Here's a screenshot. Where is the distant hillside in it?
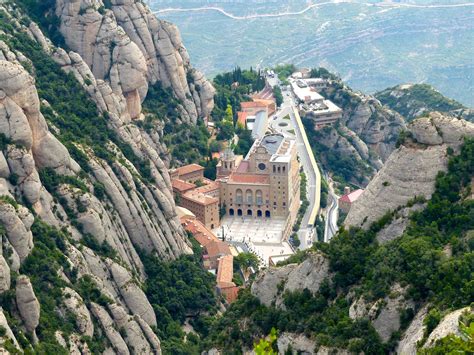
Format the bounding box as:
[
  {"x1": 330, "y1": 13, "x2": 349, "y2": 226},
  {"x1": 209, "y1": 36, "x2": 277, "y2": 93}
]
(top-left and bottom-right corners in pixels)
[{"x1": 376, "y1": 84, "x2": 474, "y2": 122}]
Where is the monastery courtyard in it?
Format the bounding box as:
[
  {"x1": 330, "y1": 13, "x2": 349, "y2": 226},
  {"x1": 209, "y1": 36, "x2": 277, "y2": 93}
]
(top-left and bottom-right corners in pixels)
[{"x1": 213, "y1": 216, "x2": 294, "y2": 267}]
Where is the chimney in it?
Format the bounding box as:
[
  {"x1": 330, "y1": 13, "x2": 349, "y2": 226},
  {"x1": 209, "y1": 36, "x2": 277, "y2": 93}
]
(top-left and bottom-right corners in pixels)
[{"x1": 344, "y1": 186, "x2": 351, "y2": 195}]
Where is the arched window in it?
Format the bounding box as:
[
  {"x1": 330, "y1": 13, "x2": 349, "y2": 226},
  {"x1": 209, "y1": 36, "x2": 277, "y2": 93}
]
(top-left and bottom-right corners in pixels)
[
  {"x1": 237, "y1": 209, "x2": 243, "y2": 216},
  {"x1": 247, "y1": 209, "x2": 252, "y2": 216},
  {"x1": 257, "y1": 210, "x2": 263, "y2": 217},
  {"x1": 278, "y1": 166, "x2": 281, "y2": 173},
  {"x1": 236, "y1": 189, "x2": 243, "y2": 204},
  {"x1": 256, "y1": 190, "x2": 263, "y2": 205},
  {"x1": 229, "y1": 208, "x2": 235, "y2": 216},
  {"x1": 265, "y1": 210, "x2": 271, "y2": 218},
  {"x1": 246, "y1": 189, "x2": 253, "y2": 204},
  {"x1": 273, "y1": 165, "x2": 276, "y2": 173}
]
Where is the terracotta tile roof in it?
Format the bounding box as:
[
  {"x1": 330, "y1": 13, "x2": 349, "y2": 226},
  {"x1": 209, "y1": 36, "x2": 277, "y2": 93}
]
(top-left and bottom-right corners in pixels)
[
  {"x1": 212, "y1": 152, "x2": 220, "y2": 160},
  {"x1": 181, "y1": 217, "x2": 219, "y2": 248},
  {"x1": 194, "y1": 179, "x2": 220, "y2": 194},
  {"x1": 177, "y1": 163, "x2": 204, "y2": 176},
  {"x1": 236, "y1": 161, "x2": 249, "y2": 173},
  {"x1": 237, "y1": 111, "x2": 248, "y2": 127},
  {"x1": 241, "y1": 101, "x2": 267, "y2": 109},
  {"x1": 216, "y1": 255, "x2": 234, "y2": 284},
  {"x1": 182, "y1": 191, "x2": 219, "y2": 205},
  {"x1": 228, "y1": 173, "x2": 270, "y2": 185},
  {"x1": 172, "y1": 179, "x2": 196, "y2": 193},
  {"x1": 206, "y1": 240, "x2": 231, "y2": 259},
  {"x1": 339, "y1": 189, "x2": 364, "y2": 203}
]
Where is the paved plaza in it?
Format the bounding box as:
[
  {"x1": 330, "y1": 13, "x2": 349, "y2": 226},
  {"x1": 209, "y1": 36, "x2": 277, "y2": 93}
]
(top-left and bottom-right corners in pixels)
[{"x1": 214, "y1": 216, "x2": 294, "y2": 267}]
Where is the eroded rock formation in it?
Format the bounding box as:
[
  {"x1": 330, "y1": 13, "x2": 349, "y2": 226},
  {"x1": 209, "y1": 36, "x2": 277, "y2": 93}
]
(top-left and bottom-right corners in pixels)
[{"x1": 345, "y1": 113, "x2": 474, "y2": 229}]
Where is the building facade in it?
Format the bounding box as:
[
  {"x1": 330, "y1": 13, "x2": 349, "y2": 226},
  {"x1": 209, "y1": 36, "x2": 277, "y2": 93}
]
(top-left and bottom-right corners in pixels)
[{"x1": 218, "y1": 134, "x2": 300, "y2": 239}]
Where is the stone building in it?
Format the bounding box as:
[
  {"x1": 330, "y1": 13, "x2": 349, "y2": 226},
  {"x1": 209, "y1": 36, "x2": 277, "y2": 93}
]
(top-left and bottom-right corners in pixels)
[
  {"x1": 170, "y1": 163, "x2": 205, "y2": 183},
  {"x1": 179, "y1": 190, "x2": 220, "y2": 230},
  {"x1": 338, "y1": 187, "x2": 364, "y2": 214},
  {"x1": 218, "y1": 134, "x2": 300, "y2": 239},
  {"x1": 172, "y1": 167, "x2": 220, "y2": 229}
]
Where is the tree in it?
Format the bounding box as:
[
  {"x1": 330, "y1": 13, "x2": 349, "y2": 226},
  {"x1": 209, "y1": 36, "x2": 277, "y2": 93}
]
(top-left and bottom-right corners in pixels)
[
  {"x1": 234, "y1": 252, "x2": 259, "y2": 273},
  {"x1": 254, "y1": 328, "x2": 278, "y2": 355},
  {"x1": 217, "y1": 121, "x2": 234, "y2": 141},
  {"x1": 273, "y1": 85, "x2": 283, "y2": 107},
  {"x1": 224, "y1": 104, "x2": 234, "y2": 124}
]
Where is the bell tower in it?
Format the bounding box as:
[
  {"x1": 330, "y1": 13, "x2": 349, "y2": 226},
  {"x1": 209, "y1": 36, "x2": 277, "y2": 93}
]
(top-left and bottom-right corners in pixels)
[{"x1": 217, "y1": 147, "x2": 236, "y2": 178}]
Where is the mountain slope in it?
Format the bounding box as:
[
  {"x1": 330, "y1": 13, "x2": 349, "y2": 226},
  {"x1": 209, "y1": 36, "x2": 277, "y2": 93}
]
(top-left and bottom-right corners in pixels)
[
  {"x1": 0, "y1": 0, "x2": 216, "y2": 352},
  {"x1": 376, "y1": 84, "x2": 473, "y2": 122},
  {"x1": 303, "y1": 76, "x2": 406, "y2": 187},
  {"x1": 203, "y1": 114, "x2": 474, "y2": 354}
]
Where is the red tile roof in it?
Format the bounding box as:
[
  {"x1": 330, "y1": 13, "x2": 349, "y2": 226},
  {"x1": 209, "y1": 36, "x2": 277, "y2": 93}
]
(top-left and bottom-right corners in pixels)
[
  {"x1": 241, "y1": 101, "x2": 267, "y2": 109},
  {"x1": 181, "y1": 217, "x2": 219, "y2": 248},
  {"x1": 339, "y1": 189, "x2": 364, "y2": 203},
  {"x1": 194, "y1": 180, "x2": 220, "y2": 194},
  {"x1": 237, "y1": 112, "x2": 248, "y2": 127},
  {"x1": 216, "y1": 255, "x2": 234, "y2": 284},
  {"x1": 182, "y1": 191, "x2": 219, "y2": 205},
  {"x1": 236, "y1": 161, "x2": 249, "y2": 173},
  {"x1": 172, "y1": 179, "x2": 196, "y2": 193},
  {"x1": 229, "y1": 174, "x2": 270, "y2": 185},
  {"x1": 206, "y1": 240, "x2": 231, "y2": 259},
  {"x1": 177, "y1": 163, "x2": 204, "y2": 176}
]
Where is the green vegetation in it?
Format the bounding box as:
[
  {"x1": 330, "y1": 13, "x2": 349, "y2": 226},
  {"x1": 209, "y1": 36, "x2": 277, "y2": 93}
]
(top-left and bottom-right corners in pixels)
[
  {"x1": 272, "y1": 85, "x2": 283, "y2": 107},
  {"x1": 304, "y1": 123, "x2": 371, "y2": 186},
  {"x1": 140, "y1": 248, "x2": 218, "y2": 353},
  {"x1": 0, "y1": 19, "x2": 156, "y2": 185},
  {"x1": 212, "y1": 67, "x2": 265, "y2": 124},
  {"x1": 0, "y1": 219, "x2": 108, "y2": 353},
  {"x1": 16, "y1": 0, "x2": 65, "y2": 47},
  {"x1": 420, "y1": 311, "x2": 473, "y2": 354},
  {"x1": 203, "y1": 138, "x2": 474, "y2": 353},
  {"x1": 142, "y1": 81, "x2": 211, "y2": 164},
  {"x1": 376, "y1": 84, "x2": 467, "y2": 121},
  {"x1": 234, "y1": 127, "x2": 254, "y2": 156},
  {"x1": 273, "y1": 64, "x2": 296, "y2": 84},
  {"x1": 309, "y1": 67, "x2": 339, "y2": 80},
  {"x1": 290, "y1": 172, "x2": 309, "y2": 248}
]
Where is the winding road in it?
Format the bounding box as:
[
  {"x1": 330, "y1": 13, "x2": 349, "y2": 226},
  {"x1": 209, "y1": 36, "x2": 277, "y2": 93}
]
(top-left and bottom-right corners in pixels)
[{"x1": 152, "y1": 1, "x2": 474, "y2": 20}]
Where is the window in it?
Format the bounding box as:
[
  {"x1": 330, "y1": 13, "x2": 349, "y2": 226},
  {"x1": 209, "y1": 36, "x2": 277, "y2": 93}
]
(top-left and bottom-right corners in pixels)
[{"x1": 258, "y1": 163, "x2": 266, "y2": 171}]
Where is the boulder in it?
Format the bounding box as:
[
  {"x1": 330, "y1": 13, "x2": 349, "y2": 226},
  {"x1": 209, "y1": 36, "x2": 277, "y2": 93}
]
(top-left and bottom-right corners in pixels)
[
  {"x1": 15, "y1": 275, "x2": 40, "y2": 334},
  {"x1": 62, "y1": 287, "x2": 94, "y2": 337},
  {"x1": 251, "y1": 253, "x2": 330, "y2": 307}
]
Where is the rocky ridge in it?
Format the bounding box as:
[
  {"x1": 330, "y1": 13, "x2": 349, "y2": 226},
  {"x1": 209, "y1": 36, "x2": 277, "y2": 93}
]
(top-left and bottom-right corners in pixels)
[
  {"x1": 306, "y1": 80, "x2": 406, "y2": 186},
  {"x1": 376, "y1": 83, "x2": 474, "y2": 122},
  {"x1": 345, "y1": 112, "x2": 474, "y2": 230},
  {"x1": 0, "y1": 0, "x2": 215, "y2": 352}
]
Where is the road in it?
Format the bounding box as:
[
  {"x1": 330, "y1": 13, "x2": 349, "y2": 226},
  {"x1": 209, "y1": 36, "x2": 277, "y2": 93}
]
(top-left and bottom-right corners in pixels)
[
  {"x1": 323, "y1": 173, "x2": 339, "y2": 242},
  {"x1": 266, "y1": 76, "x2": 320, "y2": 250},
  {"x1": 153, "y1": 2, "x2": 474, "y2": 20}
]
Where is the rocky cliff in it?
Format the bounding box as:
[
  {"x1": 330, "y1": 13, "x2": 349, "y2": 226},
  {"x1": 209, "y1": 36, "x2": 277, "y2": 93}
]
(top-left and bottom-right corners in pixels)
[
  {"x1": 345, "y1": 113, "x2": 474, "y2": 230},
  {"x1": 304, "y1": 80, "x2": 406, "y2": 186},
  {"x1": 0, "y1": 0, "x2": 215, "y2": 352}
]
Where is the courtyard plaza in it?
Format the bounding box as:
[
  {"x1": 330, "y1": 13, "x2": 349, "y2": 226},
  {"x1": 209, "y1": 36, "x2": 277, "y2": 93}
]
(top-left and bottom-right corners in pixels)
[{"x1": 213, "y1": 215, "x2": 294, "y2": 267}]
